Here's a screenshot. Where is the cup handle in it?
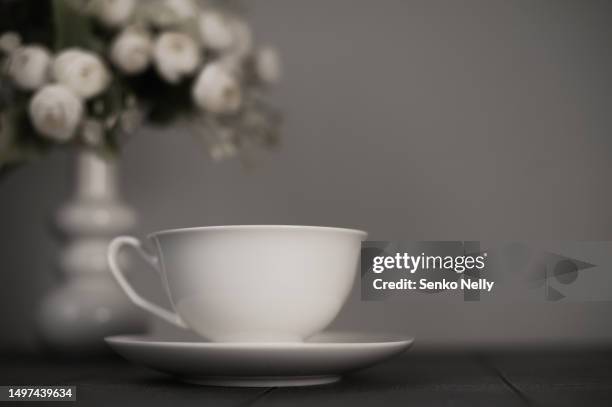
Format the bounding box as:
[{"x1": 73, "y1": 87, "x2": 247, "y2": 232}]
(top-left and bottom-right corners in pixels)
[{"x1": 108, "y1": 236, "x2": 188, "y2": 329}]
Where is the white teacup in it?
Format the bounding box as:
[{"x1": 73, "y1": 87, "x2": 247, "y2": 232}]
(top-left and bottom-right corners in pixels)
[{"x1": 108, "y1": 225, "x2": 367, "y2": 342}]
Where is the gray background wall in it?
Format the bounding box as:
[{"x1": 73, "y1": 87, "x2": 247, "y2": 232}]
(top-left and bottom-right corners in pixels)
[{"x1": 2, "y1": 0, "x2": 612, "y2": 350}]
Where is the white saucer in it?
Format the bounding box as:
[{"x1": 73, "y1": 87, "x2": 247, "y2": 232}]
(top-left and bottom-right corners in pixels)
[{"x1": 105, "y1": 332, "x2": 413, "y2": 387}]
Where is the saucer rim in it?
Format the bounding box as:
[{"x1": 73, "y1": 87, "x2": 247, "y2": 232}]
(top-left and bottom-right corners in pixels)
[{"x1": 105, "y1": 332, "x2": 415, "y2": 349}]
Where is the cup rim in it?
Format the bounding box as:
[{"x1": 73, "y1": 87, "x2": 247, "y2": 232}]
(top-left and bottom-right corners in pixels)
[{"x1": 148, "y1": 225, "x2": 368, "y2": 239}]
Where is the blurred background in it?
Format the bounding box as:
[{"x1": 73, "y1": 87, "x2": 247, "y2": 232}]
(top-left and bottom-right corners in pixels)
[{"x1": 2, "y1": 0, "x2": 612, "y2": 351}]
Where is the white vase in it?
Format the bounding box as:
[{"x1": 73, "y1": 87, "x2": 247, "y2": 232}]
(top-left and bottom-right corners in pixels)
[{"x1": 37, "y1": 148, "x2": 148, "y2": 352}]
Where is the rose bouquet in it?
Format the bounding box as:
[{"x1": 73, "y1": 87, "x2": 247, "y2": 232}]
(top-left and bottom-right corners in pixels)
[{"x1": 0, "y1": 0, "x2": 282, "y2": 175}]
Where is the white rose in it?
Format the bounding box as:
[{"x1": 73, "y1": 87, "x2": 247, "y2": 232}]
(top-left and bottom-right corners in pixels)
[
  {"x1": 29, "y1": 84, "x2": 83, "y2": 142},
  {"x1": 199, "y1": 13, "x2": 253, "y2": 58},
  {"x1": 165, "y1": 0, "x2": 198, "y2": 19},
  {"x1": 153, "y1": 32, "x2": 201, "y2": 83},
  {"x1": 255, "y1": 46, "x2": 282, "y2": 84},
  {"x1": 198, "y1": 11, "x2": 234, "y2": 51},
  {"x1": 52, "y1": 49, "x2": 111, "y2": 99},
  {"x1": 8, "y1": 45, "x2": 52, "y2": 90},
  {"x1": 110, "y1": 29, "x2": 153, "y2": 74},
  {"x1": 192, "y1": 63, "x2": 241, "y2": 114},
  {"x1": 0, "y1": 31, "x2": 21, "y2": 54},
  {"x1": 90, "y1": 0, "x2": 136, "y2": 27}
]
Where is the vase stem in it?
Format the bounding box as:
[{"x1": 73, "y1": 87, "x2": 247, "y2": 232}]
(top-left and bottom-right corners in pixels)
[{"x1": 75, "y1": 150, "x2": 118, "y2": 200}]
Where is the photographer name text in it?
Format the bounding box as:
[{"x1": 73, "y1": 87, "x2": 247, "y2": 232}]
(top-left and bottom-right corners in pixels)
[{"x1": 373, "y1": 278, "x2": 494, "y2": 292}]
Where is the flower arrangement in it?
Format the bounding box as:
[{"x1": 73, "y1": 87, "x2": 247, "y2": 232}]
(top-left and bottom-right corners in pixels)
[{"x1": 0, "y1": 0, "x2": 282, "y2": 174}]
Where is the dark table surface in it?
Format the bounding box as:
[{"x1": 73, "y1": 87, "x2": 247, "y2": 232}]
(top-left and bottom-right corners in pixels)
[{"x1": 2, "y1": 348, "x2": 612, "y2": 407}]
